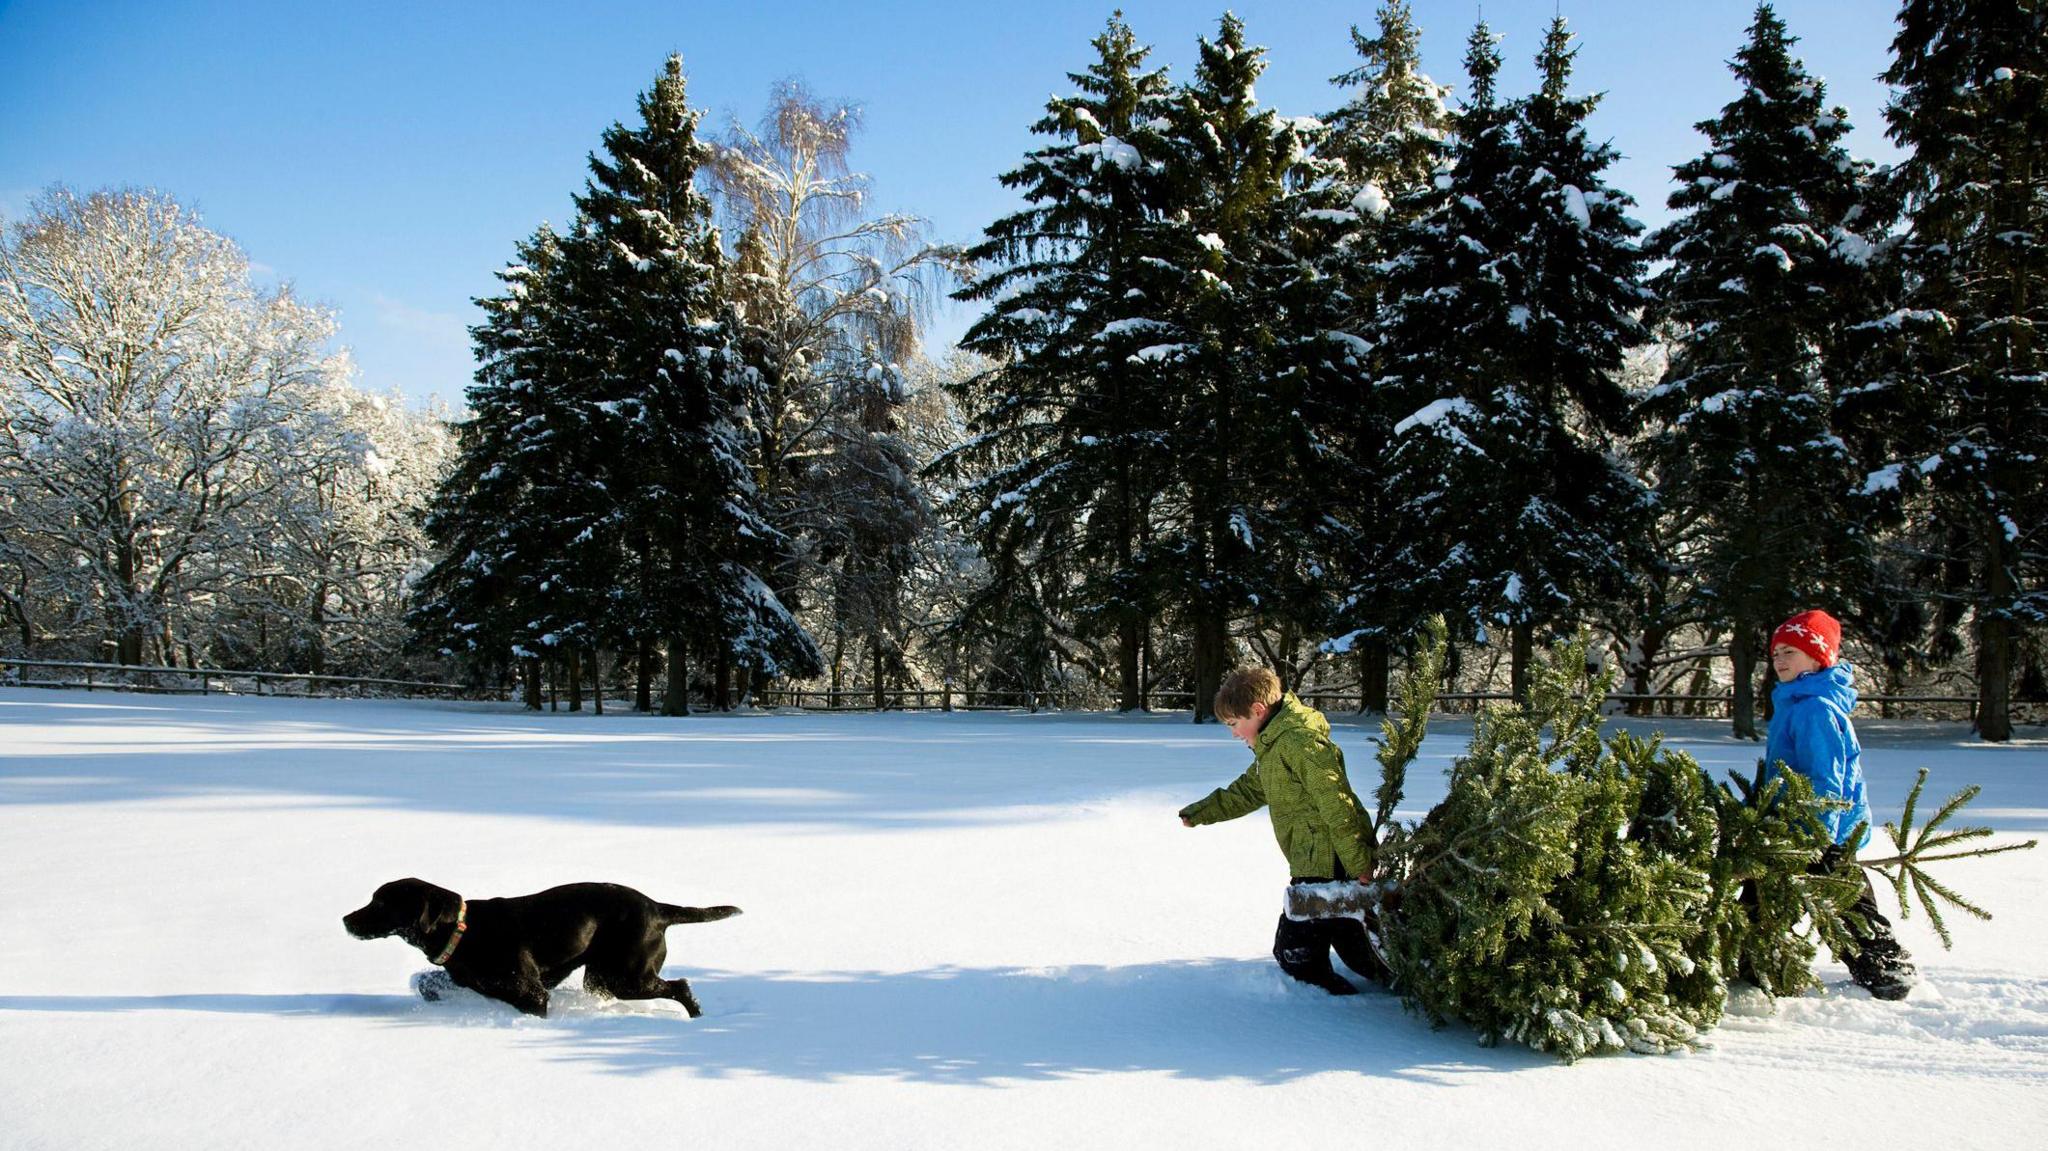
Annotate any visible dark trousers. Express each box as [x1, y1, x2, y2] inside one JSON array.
[[1274, 867, 1387, 993]]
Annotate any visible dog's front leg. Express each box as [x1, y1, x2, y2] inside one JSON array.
[[453, 958, 550, 1017], [479, 979, 548, 1017], [505, 952, 551, 1017]]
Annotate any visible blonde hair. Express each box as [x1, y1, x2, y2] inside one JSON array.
[[1214, 665, 1282, 721]]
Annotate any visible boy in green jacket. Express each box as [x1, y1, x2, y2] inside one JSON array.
[[1179, 666, 1385, 995]]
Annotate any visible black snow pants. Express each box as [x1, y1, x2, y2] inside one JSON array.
[[1274, 863, 1387, 995]]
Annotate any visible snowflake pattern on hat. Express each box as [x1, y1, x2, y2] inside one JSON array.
[[1772, 611, 1840, 668]]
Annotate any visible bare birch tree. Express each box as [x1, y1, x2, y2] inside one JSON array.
[[709, 83, 961, 690]]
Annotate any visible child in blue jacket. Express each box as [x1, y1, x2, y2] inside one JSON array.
[[1766, 609, 1917, 1000]]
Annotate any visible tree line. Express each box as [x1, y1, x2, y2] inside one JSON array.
[[2, 2, 2039, 741], [940, 1, 2042, 739]]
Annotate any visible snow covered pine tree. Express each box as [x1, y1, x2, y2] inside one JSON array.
[[1847, 0, 2048, 743], [939, 13, 1178, 711], [1641, 3, 1883, 739], [1313, 0, 1454, 713]]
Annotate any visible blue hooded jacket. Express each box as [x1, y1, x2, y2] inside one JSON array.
[[1763, 663, 1871, 849]]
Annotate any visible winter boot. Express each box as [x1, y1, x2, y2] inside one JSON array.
[[1847, 939, 1918, 1001], [1842, 875, 1918, 1001]]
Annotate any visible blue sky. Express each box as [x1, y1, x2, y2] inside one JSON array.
[[0, 1, 1903, 409]]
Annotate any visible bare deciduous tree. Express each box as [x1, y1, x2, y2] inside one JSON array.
[[224, 382, 454, 674], [709, 83, 962, 692], [0, 186, 350, 665]]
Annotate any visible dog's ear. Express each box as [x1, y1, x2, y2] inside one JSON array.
[[410, 882, 462, 943]]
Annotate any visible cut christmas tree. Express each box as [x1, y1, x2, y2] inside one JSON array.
[[1345, 617, 2034, 1061]]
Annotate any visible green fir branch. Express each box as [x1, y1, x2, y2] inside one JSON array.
[[1856, 768, 2038, 950]]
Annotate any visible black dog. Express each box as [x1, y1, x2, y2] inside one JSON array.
[[343, 878, 739, 1018]]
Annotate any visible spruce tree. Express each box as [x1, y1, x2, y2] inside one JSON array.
[[941, 12, 1177, 710], [1371, 21, 1534, 674], [1486, 17, 1652, 699], [817, 341, 931, 707], [576, 56, 823, 712], [1324, 0, 1452, 201], [1316, 0, 1453, 712], [726, 220, 809, 685], [1641, 4, 1879, 738], [1859, 0, 2048, 742], [1378, 19, 1649, 699], [1141, 13, 1332, 719], [411, 224, 612, 705]]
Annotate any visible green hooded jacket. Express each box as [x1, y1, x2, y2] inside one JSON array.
[[1179, 693, 1375, 879]]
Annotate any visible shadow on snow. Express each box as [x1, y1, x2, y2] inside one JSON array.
[[0, 957, 1544, 1086]]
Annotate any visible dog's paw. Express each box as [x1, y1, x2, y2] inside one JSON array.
[[412, 970, 456, 1002]]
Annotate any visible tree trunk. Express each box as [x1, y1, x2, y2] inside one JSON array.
[[1112, 391, 1142, 714], [1510, 621, 1534, 704], [715, 646, 732, 712], [635, 639, 652, 712], [590, 648, 604, 715], [1626, 624, 1667, 718], [1357, 636, 1390, 714], [522, 658, 541, 711], [663, 636, 690, 716], [830, 628, 845, 708], [116, 536, 144, 666], [7, 572, 33, 650], [1192, 607, 1229, 723], [567, 648, 583, 712], [1118, 616, 1143, 712], [1978, 532, 2014, 742], [307, 583, 328, 677], [1141, 627, 1154, 712], [1731, 625, 1760, 740]]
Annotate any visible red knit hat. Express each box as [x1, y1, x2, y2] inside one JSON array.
[[1771, 610, 1841, 668]]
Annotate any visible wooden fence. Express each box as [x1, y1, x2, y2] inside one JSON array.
[[754, 685, 1988, 721], [0, 657, 1994, 721], [752, 686, 1202, 712], [0, 656, 475, 700]]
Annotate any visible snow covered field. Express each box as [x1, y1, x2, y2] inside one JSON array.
[[2, 688, 2044, 1150]]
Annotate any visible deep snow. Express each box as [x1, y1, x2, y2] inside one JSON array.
[[1, 688, 2043, 1149]]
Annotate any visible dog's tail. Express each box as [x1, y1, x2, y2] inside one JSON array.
[[659, 903, 741, 926]]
